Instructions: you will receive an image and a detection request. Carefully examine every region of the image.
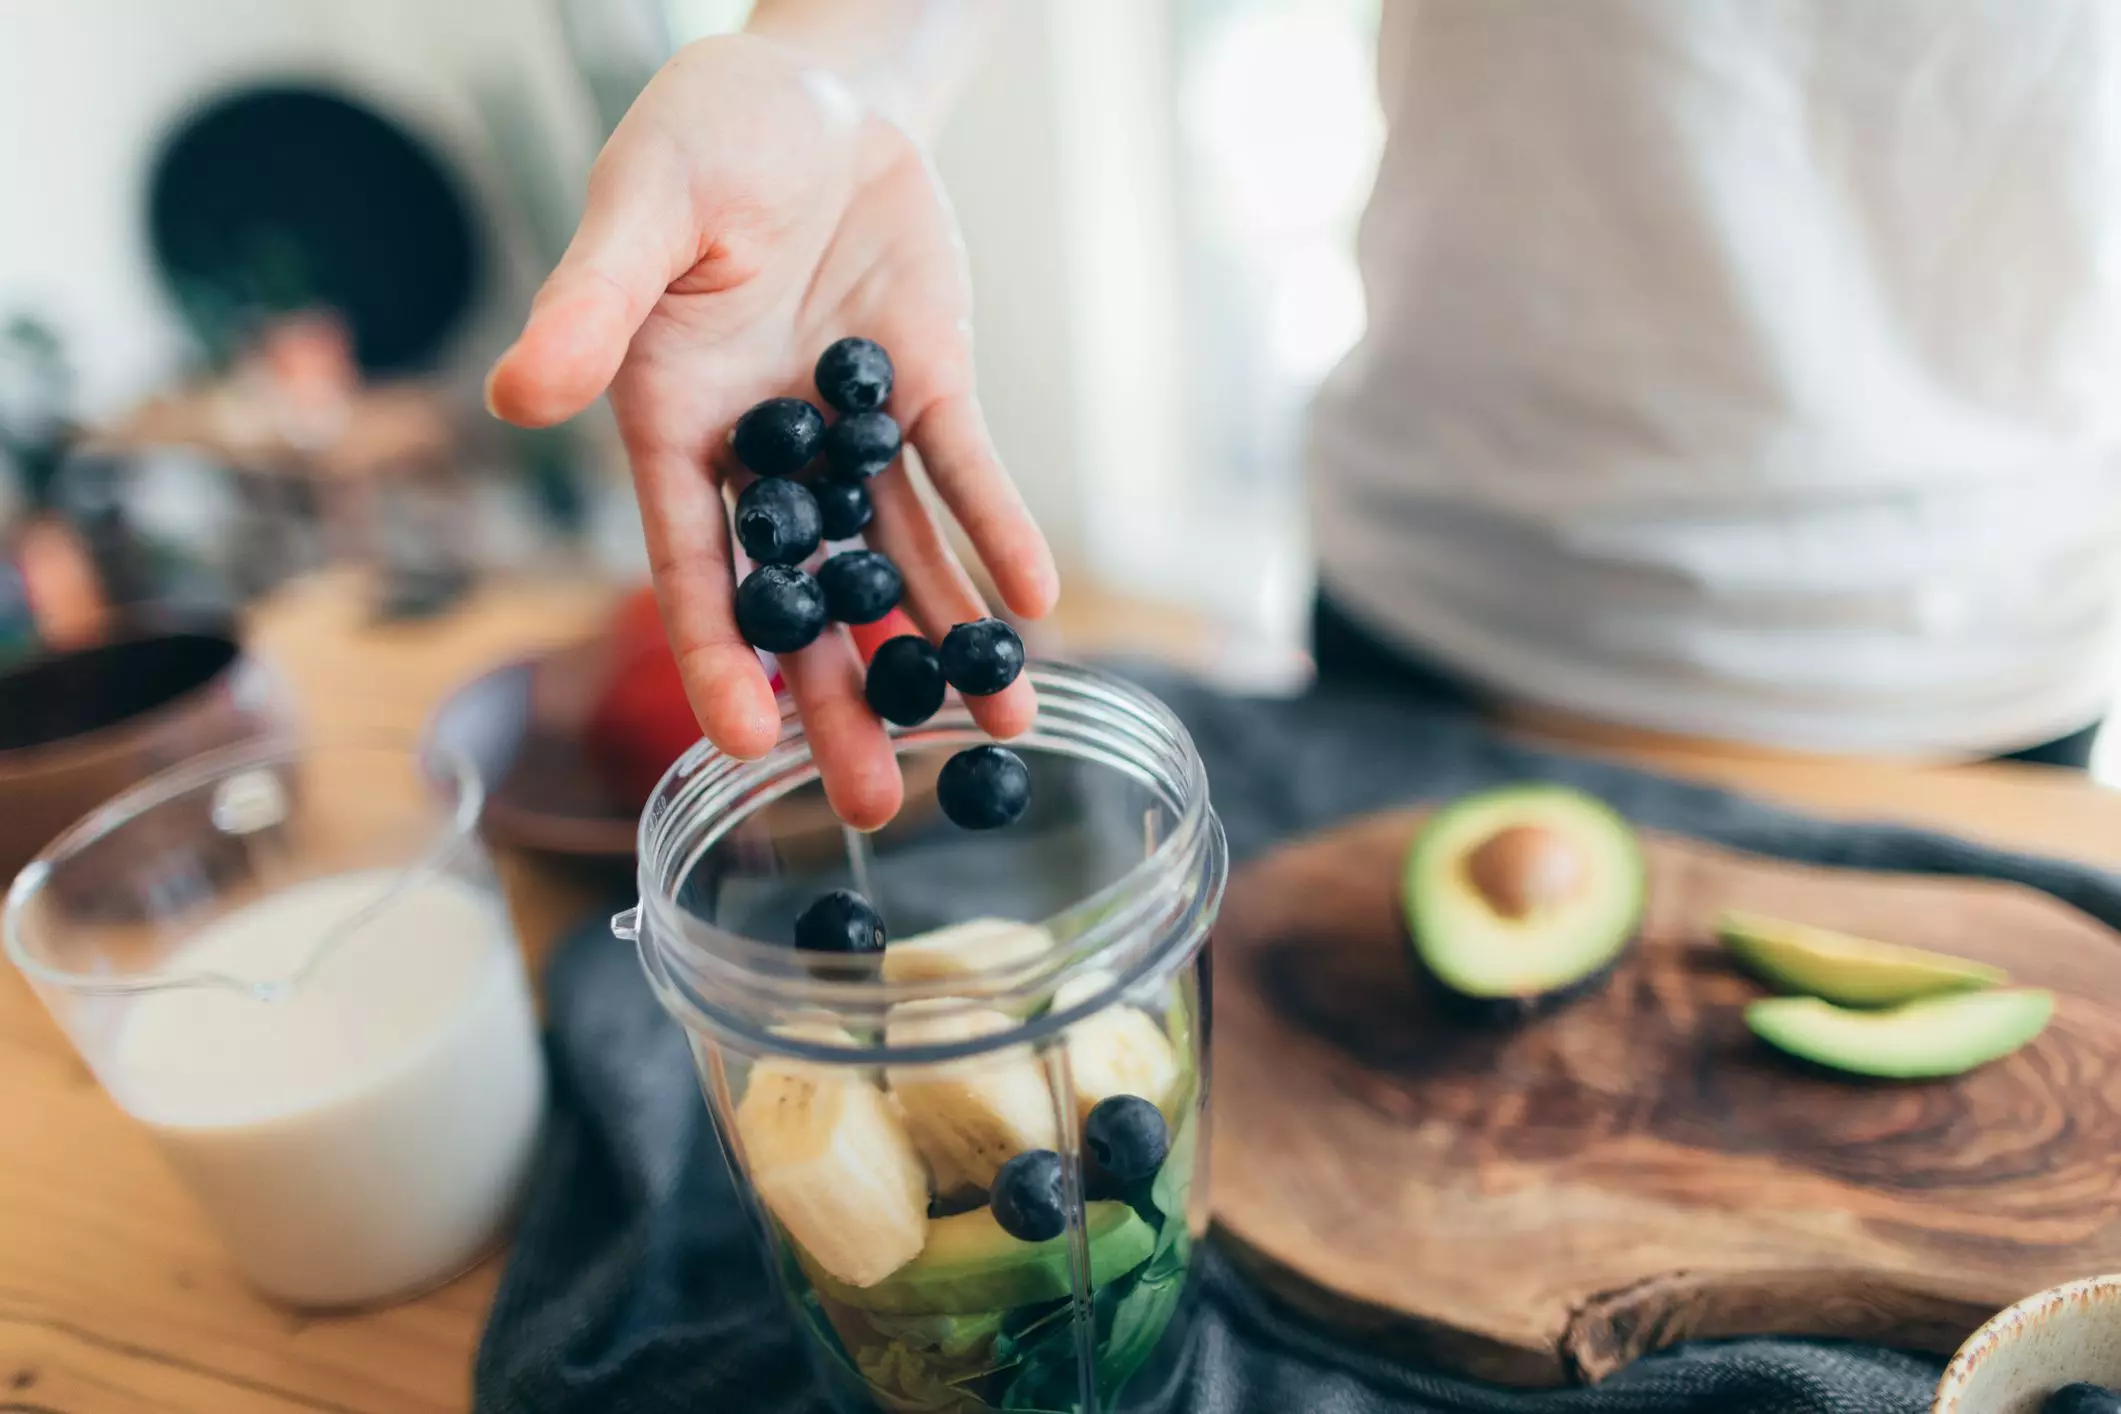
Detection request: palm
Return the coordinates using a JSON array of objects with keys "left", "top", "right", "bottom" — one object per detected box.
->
[{"left": 488, "top": 42, "right": 1053, "bottom": 831}]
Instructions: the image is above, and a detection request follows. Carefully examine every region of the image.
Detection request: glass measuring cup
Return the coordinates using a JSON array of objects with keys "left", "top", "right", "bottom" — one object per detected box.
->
[
  {"left": 620, "top": 664, "right": 1225, "bottom": 1413},
  {"left": 4, "top": 737, "right": 546, "bottom": 1308}
]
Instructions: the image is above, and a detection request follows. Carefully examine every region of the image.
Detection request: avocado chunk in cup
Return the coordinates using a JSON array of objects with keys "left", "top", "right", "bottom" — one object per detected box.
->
[
  {"left": 1402, "top": 785, "right": 1645, "bottom": 1016},
  {"left": 800, "top": 1201, "right": 1155, "bottom": 1316}
]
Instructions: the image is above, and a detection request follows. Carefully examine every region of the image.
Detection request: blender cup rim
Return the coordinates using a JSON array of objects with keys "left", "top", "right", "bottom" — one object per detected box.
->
[
  {"left": 629, "top": 661, "right": 1228, "bottom": 1064},
  {"left": 3, "top": 731, "right": 487, "bottom": 997}
]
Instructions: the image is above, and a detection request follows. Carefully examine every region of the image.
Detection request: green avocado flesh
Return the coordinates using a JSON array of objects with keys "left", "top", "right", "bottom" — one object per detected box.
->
[
  {"left": 1719, "top": 910, "right": 2006, "bottom": 1007},
  {"left": 803, "top": 1202, "right": 1155, "bottom": 1316},
  {"left": 1403, "top": 785, "right": 1645, "bottom": 1001},
  {"left": 1745, "top": 989, "right": 2053, "bottom": 1079}
]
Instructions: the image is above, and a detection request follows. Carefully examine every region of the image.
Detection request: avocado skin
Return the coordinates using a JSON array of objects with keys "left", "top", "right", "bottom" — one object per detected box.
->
[{"left": 1403, "top": 785, "right": 1645, "bottom": 1014}]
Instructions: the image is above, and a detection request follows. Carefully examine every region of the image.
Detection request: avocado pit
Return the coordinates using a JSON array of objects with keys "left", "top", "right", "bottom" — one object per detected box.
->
[{"left": 1464, "top": 823, "right": 1585, "bottom": 920}]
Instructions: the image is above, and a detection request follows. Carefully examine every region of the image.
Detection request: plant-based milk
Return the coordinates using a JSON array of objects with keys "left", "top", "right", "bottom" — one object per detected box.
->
[{"left": 105, "top": 870, "right": 545, "bottom": 1307}]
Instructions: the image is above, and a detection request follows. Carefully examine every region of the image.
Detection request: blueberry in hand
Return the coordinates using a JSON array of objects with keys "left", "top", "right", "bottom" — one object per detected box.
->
[
  {"left": 937, "top": 745, "right": 1031, "bottom": 830},
  {"left": 865, "top": 635, "right": 947, "bottom": 726},
  {"left": 734, "top": 477, "right": 822, "bottom": 566},
  {"left": 794, "top": 889, "right": 886, "bottom": 955},
  {"left": 823, "top": 409, "right": 902, "bottom": 479},
  {"left": 815, "top": 478, "right": 874, "bottom": 540},
  {"left": 2047, "top": 1386, "right": 2121, "bottom": 1414},
  {"left": 815, "top": 337, "right": 894, "bottom": 413},
  {"left": 990, "top": 1149, "right": 1067, "bottom": 1242},
  {"left": 732, "top": 397, "right": 825, "bottom": 477},
  {"left": 818, "top": 549, "right": 903, "bottom": 624},
  {"left": 939, "top": 619, "right": 1025, "bottom": 696},
  {"left": 734, "top": 564, "right": 827, "bottom": 653},
  {"left": 1084, "top": 1095, "right": 1170, "bottom": 1187}
]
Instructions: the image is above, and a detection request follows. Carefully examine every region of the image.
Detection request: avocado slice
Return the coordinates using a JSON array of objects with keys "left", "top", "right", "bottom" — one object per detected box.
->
[
  {"left": 1719, "top": 910, "right": 2006, "bottom": 1007},
  {"left": 1402, "top": 785, "right": 1645, "bottom": 1014},
  {"left": 1745, "top": 988, "right": 2053, "bottom": 1079},
  {"left": 802, "top": 1201, "right": 1154, "bottom": 1315}
]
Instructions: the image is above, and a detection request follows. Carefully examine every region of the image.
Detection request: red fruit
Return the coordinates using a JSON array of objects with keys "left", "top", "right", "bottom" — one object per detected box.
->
[{"left": 848, "top": 607, "right": 922, "bottom": 664}]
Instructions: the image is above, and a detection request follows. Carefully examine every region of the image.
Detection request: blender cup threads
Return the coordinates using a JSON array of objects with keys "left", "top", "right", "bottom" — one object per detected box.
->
[{"left": 625, "top": 664, "right": 1226, "bottom": 1414}]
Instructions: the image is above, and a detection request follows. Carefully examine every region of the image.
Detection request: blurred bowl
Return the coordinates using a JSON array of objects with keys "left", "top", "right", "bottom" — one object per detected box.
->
[
  {"left": 1934, "top": 1275, "right": 2121, "bottom": 1413},
  {"left": 0, "top": 625, "right": 291, "bottom": 882}
]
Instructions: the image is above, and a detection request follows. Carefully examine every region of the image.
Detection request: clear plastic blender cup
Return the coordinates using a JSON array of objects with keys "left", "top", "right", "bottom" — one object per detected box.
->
[
  {"left": 4, "top": 737, "right": 547, "bottom": 1308},
  {"left": 619, "top": 664, "right": 1224, "bottom": 1413}
]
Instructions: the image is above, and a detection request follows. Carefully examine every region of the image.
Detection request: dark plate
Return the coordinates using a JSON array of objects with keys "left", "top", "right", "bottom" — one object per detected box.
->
[{"left": 424, "top": 656, "right": 637, "bottom": 860}]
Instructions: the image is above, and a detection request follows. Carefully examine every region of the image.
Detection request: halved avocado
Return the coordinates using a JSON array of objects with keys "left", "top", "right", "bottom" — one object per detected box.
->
[
  {"left": 802, "top": 1201, "right": 1154, "bottom": 1315},
  {"left": 1745, "top": 989, "right": 2053, "bottom": 1079},
  {"left": 1719, "top": 910, "right": 2006, "bottom": 1007},
  {"left": 1402, "top": 785, "right": 1645, "bottom": 1015}
]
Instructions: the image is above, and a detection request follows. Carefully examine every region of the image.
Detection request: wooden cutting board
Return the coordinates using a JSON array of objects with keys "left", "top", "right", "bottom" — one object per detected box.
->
[{"left": 1207, "top": 810, "right": 2121, "bottom": 1386}]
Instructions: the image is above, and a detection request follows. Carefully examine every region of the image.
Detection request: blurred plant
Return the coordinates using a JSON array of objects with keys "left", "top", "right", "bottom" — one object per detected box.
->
[{"left": 0, "top": 315, "right": 79, "bottom": 509}]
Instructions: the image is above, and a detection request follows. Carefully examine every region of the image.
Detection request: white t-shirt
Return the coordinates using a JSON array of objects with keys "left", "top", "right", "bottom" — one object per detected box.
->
[{"left": 1310, "top": 0, "right": 2121, "bottom": 756}]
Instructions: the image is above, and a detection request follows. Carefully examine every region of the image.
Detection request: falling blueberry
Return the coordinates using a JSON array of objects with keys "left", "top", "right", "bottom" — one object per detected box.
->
[
  {"left": 794, "top": 889, "right": 886, "bottom": 954},
  {"left": 1084, "top": 1095, "right": 1170, "bottom": 1186},
  {"left": 734, "top": 565, "right": 827, "bottom": 653},
  {"left": 815, "top": 337, "right": 894, "bottom": 414},
  {"left": 818, "top": 549, "right": 904, "bottom": 625},
  {"left": 815, "top": 478, "right": 874, "bottom": 540},
  {"left": 734, "top": 477, "right": 822, "bottom": 566},
  {"left": 990, "top": 1149, "right": 1067, "bottom": 1242},
  {"left": 937, "top": 745, "right": 1031, "bottom": 830},
  {"left": 732, "top": 397, "right": 825, "bottom": 477},
  {"left": 939, "top": 619, "right": 1025, "bottom": 697},
  {"left": 865, "top": 635, "right": 947, "bottom": 726},
  {"left": 823, "top": 409, "right": 902, "bottom": 480}
]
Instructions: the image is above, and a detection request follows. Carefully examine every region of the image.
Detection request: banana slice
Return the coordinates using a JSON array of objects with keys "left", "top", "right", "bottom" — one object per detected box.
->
[
  {"left": 881, "top": 917, "right": 1055, "bottom": 985},
  {"left": 1052, "top": 970, "right": 1181, "bottom": 1121},
  {"left": 736, "top": 1027, "right": 930, "bottom": 1289},
  {"left": 886, "top": 1000, "right": 1060, "bottom": 1188}
]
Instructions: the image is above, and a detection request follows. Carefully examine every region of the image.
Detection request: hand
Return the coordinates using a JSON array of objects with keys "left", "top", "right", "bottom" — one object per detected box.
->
[{"left": 486, "top": 35, "right": 1058, "bottom": 830}]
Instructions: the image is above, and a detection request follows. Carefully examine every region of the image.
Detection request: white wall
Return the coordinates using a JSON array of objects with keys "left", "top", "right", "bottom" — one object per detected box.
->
[{"left": 0, "top": 0, "right": 603, "bottom": 417}]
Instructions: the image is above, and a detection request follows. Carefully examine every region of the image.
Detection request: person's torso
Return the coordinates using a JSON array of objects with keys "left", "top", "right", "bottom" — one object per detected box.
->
[{"left": 1311, "top": 0, "right": 2121, "bottom": 755}]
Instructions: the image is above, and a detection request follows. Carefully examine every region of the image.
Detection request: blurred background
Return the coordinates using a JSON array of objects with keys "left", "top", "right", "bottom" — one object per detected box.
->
[{"left": 0, "top": 0, "right": 1381, "bottom": 691}]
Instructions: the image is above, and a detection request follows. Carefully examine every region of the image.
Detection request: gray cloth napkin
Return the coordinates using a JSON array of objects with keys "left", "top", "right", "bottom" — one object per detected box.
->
[{"left": 476, "top": 673, "right": 2121, "bottom": 1413}]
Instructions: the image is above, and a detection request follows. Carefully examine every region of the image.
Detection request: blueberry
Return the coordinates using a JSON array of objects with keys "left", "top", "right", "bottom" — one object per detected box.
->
[
  {"left": 990, "top": 1150, "right": 1067, "bottom": 1242},
  {"left": 814, "top": 337, "right": 894, "bottom": 413},
  {"left": 865, "top": 635, "right": 948, "bottom": 726},
  {"left": 2047, "top": 1387, "right": 2121, "bottom": 1414},
  {"left": 818, "top": 549, "right": 903, "bottom": 624},
  {"left": 936, "top": 745, "right": 1030, "bottom": 830},
  {"left": 823, "top": 409, "right": 902, "bottom": 480},
  {"left": 732, "top": 397, "right": 825, "bottom": 477},
  {"left": 1084, "top": 1095, "right": 1170, "bottom": 1186},
  {"left": 939, "top": 619, "right": 1025, "bottom": 697},
  {"left": 734, "top": 565, "right": 827, "bottom": 653},
  {"left": 734, "top": 477, "right": 822, "bottom": 566},
  {"left": 815, "top": 477, "right": 874, "bottom": 540},
  {"left": 794, "top": 889, "right": 886, "bottom": 954}
]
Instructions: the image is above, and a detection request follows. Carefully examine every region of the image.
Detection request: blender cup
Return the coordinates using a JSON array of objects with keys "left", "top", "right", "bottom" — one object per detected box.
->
[{"left": 619, "top": 664, "right": 1224, "bottom": 1413}]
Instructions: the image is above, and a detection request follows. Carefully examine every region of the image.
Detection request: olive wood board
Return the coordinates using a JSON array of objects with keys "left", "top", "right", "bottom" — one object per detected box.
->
[{"left": 1206, "top": 809, "right": 2121, "bottom": 1387}]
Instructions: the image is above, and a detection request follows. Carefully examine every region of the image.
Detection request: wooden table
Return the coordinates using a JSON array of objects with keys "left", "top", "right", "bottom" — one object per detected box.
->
[{"left": 5, "top": 571, "right": 2119, "bottom": 1412}]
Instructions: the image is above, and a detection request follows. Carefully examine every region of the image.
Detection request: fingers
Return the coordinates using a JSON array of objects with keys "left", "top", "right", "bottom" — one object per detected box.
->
[
  {"left": 780, "top": 633, "right": 905, "bottom": 831},
  {"left": 905, "top": 394, "right": 1059, "bottom": 620},
  {"left": 486, "top": 146, "right": 695, "bottom": 428},
  {"left": 864, "top": 468, "right": 1039, "bottom": 742},
  {"left": 632, "top": 447, "right": 781, "bottom": 760}
]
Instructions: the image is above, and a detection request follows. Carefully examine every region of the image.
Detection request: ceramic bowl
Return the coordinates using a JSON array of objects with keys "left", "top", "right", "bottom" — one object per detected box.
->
[
  {"left": 1934, "top": 1275, "right": 2121, "bottom": 1413},
  {"left": 0, "top": 625, "right": 292, "bottom": 882}
]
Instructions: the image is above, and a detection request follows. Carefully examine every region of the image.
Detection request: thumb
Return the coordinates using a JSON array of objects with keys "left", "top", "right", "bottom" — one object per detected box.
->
[{"left": 486, "top": 152, "right": 695, "bottom": 428}]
